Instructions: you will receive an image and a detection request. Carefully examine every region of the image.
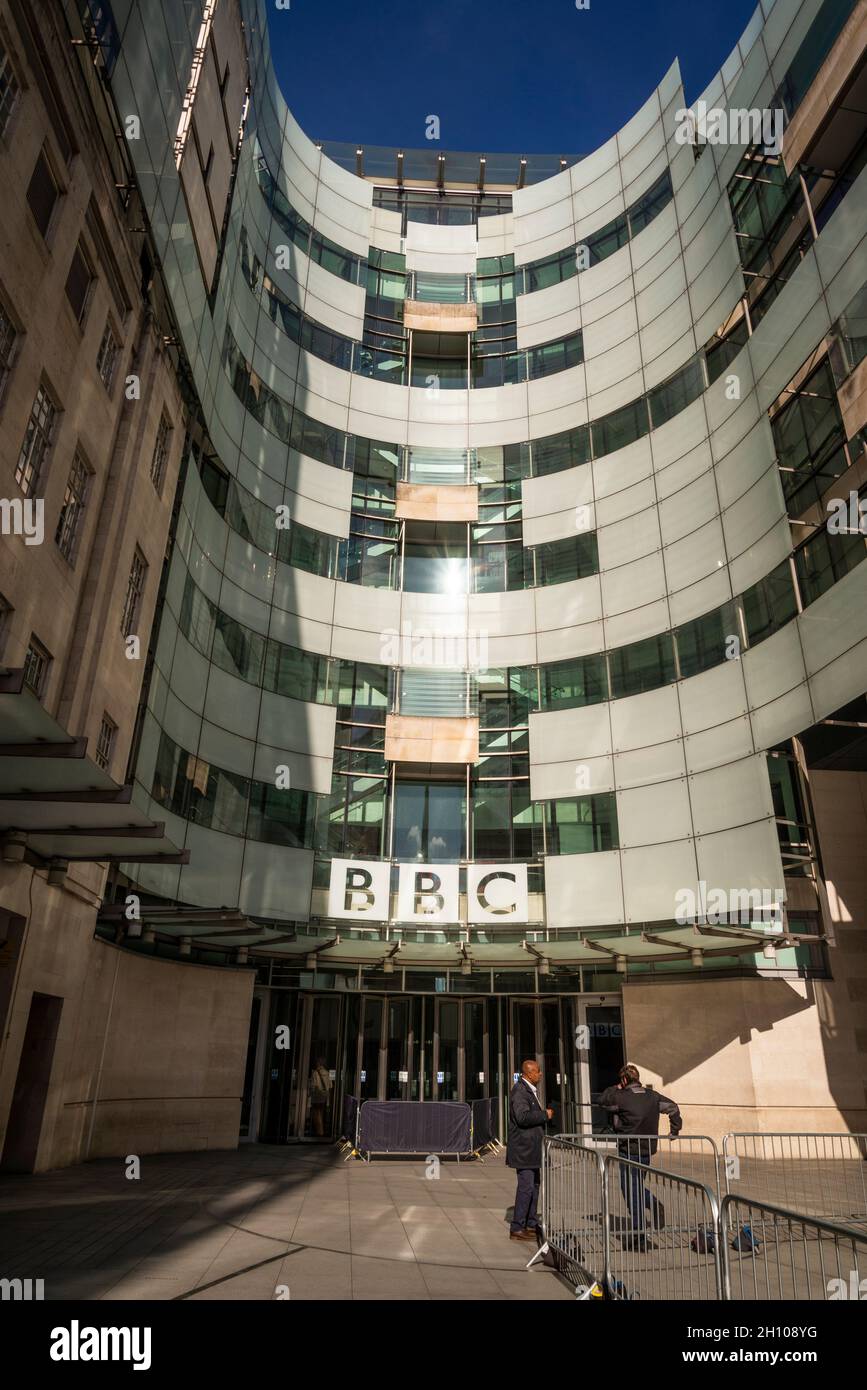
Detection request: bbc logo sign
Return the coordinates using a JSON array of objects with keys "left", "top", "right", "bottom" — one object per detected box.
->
[{"left": 327, "top": 859, "right": 529, "bottom": 925}]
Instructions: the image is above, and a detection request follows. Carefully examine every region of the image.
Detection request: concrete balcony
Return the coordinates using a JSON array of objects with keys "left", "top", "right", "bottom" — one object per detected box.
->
[{"left": 384, "top": 713, "right": 479, "bottom": 765}]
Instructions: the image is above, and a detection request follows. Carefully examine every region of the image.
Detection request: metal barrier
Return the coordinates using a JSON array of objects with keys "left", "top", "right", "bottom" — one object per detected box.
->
[
  {"left": 540, "top": 1138, "right": 608, "bottom": 1292},
  {"left": 721, "top": 1194, "right": 867, "bottom": 1300},
  {"left": 723, "top": 1132, "right": 867, "bottom": 1227},
  {"left": 541, "top": 1135, "right": 867, "bottom": 1300},
  {"left": 605, "top": 1153, "right": 722, "bottom": 1301},
  {"left": 570, "top": 1134, "right": 722, "bottom": 1199}
]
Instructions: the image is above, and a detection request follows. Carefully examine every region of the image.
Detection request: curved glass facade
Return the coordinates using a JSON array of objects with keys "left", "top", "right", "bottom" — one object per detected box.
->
[{"left": 105, "top": 0, "right": 867, "bottom": 971}]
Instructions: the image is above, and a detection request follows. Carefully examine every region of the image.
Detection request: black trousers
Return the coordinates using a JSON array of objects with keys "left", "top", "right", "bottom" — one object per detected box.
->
[{"left": 511, "top": 1167, "right": 540, "bottom": 1232}]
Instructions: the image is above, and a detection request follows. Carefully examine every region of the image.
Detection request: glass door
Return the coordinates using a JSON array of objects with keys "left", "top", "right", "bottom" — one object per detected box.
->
[
  {"left": 301, "top": 996, "right": 342, "bottom": 1138},
  {"left": 507, "top": 998, "right": 571, "bottom": 1116}
]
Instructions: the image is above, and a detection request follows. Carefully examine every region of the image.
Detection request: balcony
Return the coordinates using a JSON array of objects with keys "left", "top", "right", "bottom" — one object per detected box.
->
[
  {"left": 404, "top": 270, "right": 478, "bottom": 332},
  {"left": 385, "top": 669, "right": 479, "bottom": 764}
]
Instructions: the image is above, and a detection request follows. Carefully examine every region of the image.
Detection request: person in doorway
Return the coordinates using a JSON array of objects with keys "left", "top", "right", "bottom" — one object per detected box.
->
[
  {"left": 597, "top": 1063, "right": 682, "bottom": 1249},
  {"left": 308, "top": 1056, "right": 332, "bottom": 1137},
  {"left": 506, "top": 1059, "right": 553, "bottom": 1241}
]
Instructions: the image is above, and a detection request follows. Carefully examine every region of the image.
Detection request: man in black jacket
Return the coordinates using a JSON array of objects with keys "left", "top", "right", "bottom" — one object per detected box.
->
[
  {"left": 597, "top": 1063, "right": 682, "bottom": 1247},
  {"left": 506, "top": 1059, "right": 553, "bottom": 1241}
]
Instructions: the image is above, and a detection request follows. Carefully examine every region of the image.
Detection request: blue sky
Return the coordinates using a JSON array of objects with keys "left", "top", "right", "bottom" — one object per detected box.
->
[{"left": 266, "top": 0, "right": 759, "bottom": 155}]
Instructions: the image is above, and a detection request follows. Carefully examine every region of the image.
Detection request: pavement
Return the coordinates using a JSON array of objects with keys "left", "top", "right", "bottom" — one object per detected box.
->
[{"left": 0, "top": 1145, "right": 575, "bottom": 1301}]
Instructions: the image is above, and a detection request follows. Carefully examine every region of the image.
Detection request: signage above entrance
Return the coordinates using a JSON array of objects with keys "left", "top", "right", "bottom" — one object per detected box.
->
[{"left": 327, "top": 860, "right": 529, "bottom": 925}]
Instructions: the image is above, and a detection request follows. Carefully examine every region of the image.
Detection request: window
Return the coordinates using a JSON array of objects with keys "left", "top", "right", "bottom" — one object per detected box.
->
[
  {"left": 23, "top": 636, "right": 50, "bottom": 697},
  {"left": 541, "top": 654, "right": 609, "bottom": 711},
  {"left": 95, "top": 714, "right": 116, "bottom": 771},
  {"left": 531, "top": 425, "right": 590, "bottom": 478},
  {"left": 120, "top": 548, "right": 147, "bottom": 637},
  {"left": 55, "top": 452, "right": 91, "bottom": 562},
  {"left": 545, "top": 792, "right": 618, "bottom": 854},
  {"left": 96, "top": 320, "right": 119, "bottom": 390},
  {"left": 675, "top": 602, "right": 740, "bottom": 679},
  {"left": 0, "top": 41, "right": 21, "bottom": 138},
  {"left": 0, "top": 294, "right": 18, "bottom": 402},
  {"left": 15, "top": 385, "right": 56, "bottom": 496},
  {"left": 150, "top": 412, "right": 172, "bottom": 490},
  {"left": 648, "top": 356, "right": 706, "bottom": 429},
  {"left": 26, "top": 149, "right": 60, "bottom": 238},
  {"left": 591, "top": 397, "right": 649, "bottom": 457},
  {"left": 531, "top": 532, "right": 598, "bottom": 587},
  {"left": 627, "top": 171, "right": 674, "bottom": 236},
  {"left": 65, "top": 241, "right": 94, "bottom": 324},
  {"left": 609, "top": 632, "right": 676, "bottom": 698}
]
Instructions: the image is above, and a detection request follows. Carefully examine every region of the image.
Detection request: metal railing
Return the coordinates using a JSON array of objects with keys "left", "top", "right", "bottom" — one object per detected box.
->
[
  {"left": 393, "top": 667, "right": 477, "bottom": 718},
  {"left": 541, "top": 1137, "right": 607, "bottom": 1292},
  {"left": 605, "top": 1154, "right": 722, "bottom": 1301},
  {"left": 723, "top": 1132, "right": 867, "bottom": 1227},
  {"left": 576, "top": 1133, "right": 722, "bottom": 1198},
  {"left": 406, "top": 270, "right": 474, "bottom": 305},
  {"left": 721, "top": 1194, "right": 867, "bottom": 1300},
  {"left": 540, "top": 1136, "right": 867, "bottom": 1300}
]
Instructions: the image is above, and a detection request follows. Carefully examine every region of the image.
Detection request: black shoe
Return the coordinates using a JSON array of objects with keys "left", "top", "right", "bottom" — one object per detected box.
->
[{"left": 651, "top": 1200, "right": 665, "bottom": 1231}]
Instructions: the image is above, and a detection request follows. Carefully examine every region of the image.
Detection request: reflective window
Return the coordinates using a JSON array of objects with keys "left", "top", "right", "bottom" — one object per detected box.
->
[
  {"left": 609, "top": 632, "right": 676, "bottom": 698},
  {"left": 393, "top": 781, "right": 465, "bottom": 861},
  {"left": 591, "top": 397, "right": 649, "bottom": 456},
  {"left": 541, "top": 654, "right": 608, "bottom": 710},
  {"left": 545, "top": 793, "right": 618, "bottom": 854}
]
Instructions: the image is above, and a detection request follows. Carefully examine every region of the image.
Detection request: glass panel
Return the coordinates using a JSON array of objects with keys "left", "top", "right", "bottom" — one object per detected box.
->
[
  {"left": 540, "top": 1000, "right": 563, "bottom": 1115},
  {"left": 586, "top": 1005, "right": 624, "bottom": 1126},
  {"left": 609, "top": 632, "right": 676, "bottom": 698},
  {"left": 541, "top": 654, "right": 608, "bottom": 710},
  {"left": 386, "top": 998, "right": 409, "bottom": 1099},
  {"left": 360, "top": 997, "right": 383, "bottom": 1099},
  {"left": 545, "top": 793, "right": 619, "bottom": 854},
  {"left": 393, "top": 781, "right": 466, "bottom": 861},
  {"left": 437, "top": 1000, "right": 460, "bottom": 1100},
  {"left": 464, "top": 1001, "right": 486, "bottom": 1099},
  {"left": 305, "top": 998, "right": 340, "bottom": 1137}
]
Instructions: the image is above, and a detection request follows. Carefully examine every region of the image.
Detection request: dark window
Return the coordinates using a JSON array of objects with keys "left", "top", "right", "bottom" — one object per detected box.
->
[
  {"left": 648, "top": 356, "right": 705, "bottom": 429},
  {"left": 55, "top": 452, "right": 90, "bottom": 562},
  {"left": 541, "top": 654, "right": 609, "bottom": 710},
  {"left": 120, "top": 548, "right": 147, "bottom": 637},
  {"left": 0, "top": 294, "right": 18, "bottom": 402},
  {"left": 545, "top": 792, "right": 618, "bottom": 854},
  {"left": 676, "top": 602, "right": 740, "bottom": 679},
  {"left": 95, "top": 714, "right": 116, "bottom": 771},
  {"left": 591, "top": 397, "right": 649, "bottom": 456},
  {"left": 609, "top": 632, "right": 676, "bottom": 698},
  {"left": 96, "top": 320, "right": 119, "bottom": 389},
  {"left": 16, "top": 385, "right": 56, "bottom": 496},
  {"left": 23, "top": 636, "right": 50, "bottom": 697},
  {"left": 627, "top": 171, "right": 673, "bottom": 236},
  {"left": 150, "top": 413, "right": 172, "bottom": 491},
  {"left": 65, "top": 242, "right": 94, "bottom": 324},
  {"left": 27, "top": 150, "right": 59, "bottom": 238},
  {"left": 0, "top": 41, "right": 21, "bottom": 138}
]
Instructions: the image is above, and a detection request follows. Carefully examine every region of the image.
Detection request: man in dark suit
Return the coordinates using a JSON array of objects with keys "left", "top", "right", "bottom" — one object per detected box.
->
[{"left": 506, "top": 1059, "right": 553, "bottom": 1241}]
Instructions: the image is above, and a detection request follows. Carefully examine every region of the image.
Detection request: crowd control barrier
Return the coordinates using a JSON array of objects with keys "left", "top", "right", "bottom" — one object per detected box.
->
[
  {"left": 723, "top": 1132, "right": 867, "bottom": 1227},
  {"left": 721, "top": 1193, "right": 867, "bottom": 1301},
  {"left": 569, "top": 1133, "right": 722, "bottom": 1197},
  {"left": 355, "top": 1099, "right": 505, "bottom": 1160},
  {"left": 541, "top": 1137, "right": 867, "bottom": 1301}
]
